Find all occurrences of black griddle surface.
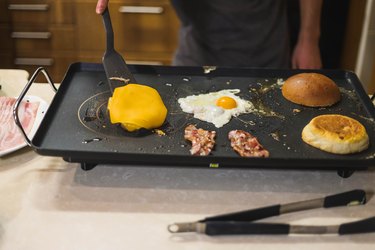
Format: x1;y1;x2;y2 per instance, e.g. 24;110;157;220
32;63;375;168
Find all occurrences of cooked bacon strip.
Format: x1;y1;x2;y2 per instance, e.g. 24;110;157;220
0;97;40;151
228;130;269;157
184;124;216;156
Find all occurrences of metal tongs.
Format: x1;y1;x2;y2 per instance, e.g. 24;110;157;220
168;189;375;235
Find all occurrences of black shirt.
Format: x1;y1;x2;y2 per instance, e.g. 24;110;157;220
171;0;290;68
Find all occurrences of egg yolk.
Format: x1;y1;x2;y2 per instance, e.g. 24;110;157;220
216;96;237;109
107;84;167;132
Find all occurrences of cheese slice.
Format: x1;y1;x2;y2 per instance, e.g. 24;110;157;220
108;84;167;132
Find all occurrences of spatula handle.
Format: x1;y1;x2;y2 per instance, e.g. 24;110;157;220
202;189;366;223
102;8;115;52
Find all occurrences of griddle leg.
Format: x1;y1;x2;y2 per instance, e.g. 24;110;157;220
81;162;97;171
337;169;355;178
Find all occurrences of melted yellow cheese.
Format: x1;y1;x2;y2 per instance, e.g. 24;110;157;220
107;84;167;132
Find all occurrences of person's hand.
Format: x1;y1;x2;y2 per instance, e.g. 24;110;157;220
96;0;109;14
291;38;322;69
294;0;322;69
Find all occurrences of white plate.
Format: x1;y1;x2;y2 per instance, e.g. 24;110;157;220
0;95;49;157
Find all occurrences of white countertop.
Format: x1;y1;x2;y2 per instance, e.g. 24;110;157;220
1;69;375;250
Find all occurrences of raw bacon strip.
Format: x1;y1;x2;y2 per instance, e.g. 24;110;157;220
228;130;270;157
184;124;216;156
0;97;40;151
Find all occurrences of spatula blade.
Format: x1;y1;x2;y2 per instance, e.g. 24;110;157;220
101;7;136;93
103;50;136;92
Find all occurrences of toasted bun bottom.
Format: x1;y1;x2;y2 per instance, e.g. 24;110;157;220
302;114;369;154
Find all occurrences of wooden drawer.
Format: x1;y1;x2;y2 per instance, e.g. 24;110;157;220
123;51;174;65
0;52;14;69
0;1;10;23
0;25;13;50
11;25;76;52
8;0;75;26
12;53;77;83
79;50;173;65
76;0;179;53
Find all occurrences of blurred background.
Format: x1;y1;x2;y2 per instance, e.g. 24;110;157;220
0;0;374;93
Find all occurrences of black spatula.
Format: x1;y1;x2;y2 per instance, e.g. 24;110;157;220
101;7;136;93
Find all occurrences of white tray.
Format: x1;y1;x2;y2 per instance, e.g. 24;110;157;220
0;95;49;157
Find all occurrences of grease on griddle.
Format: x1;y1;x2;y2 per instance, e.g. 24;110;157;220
82;137;102;144
339;87;358;100
83;107;97;122
248;78;284;118
293;108;301;114
270;132;281;141
235;117;256;126
250;98;281;117
97;108;105;121
353;114;375;124
339;87;368;113
151;144;172;153
153;129;166;136
203;66;217;74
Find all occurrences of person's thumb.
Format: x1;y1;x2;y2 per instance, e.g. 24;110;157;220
96;0;108;14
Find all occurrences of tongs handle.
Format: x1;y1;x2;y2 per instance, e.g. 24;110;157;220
204;217;375;235
13;67;57;146
339;216;375;235
202;189;366;223
205;221;290;235
168;189;368;235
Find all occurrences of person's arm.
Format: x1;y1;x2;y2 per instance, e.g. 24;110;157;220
291;0;323;69
96;0;109;14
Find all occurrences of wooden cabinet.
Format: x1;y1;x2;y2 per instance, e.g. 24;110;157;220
0;1;14;68
0;0;179;83
76;0;179;66
2;0;77;82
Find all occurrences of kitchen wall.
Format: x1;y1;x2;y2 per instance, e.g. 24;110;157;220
356;0;375;94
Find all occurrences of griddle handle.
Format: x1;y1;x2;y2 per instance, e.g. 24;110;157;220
13;67;57;147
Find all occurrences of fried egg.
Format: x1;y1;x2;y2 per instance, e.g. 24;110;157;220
178;89;254;127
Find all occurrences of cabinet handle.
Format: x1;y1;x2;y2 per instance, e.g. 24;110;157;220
118;6;164;14
8;4;49;11
14;58;54;66
11;32;51;39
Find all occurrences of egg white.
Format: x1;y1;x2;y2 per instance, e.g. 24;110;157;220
178;89;254;127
